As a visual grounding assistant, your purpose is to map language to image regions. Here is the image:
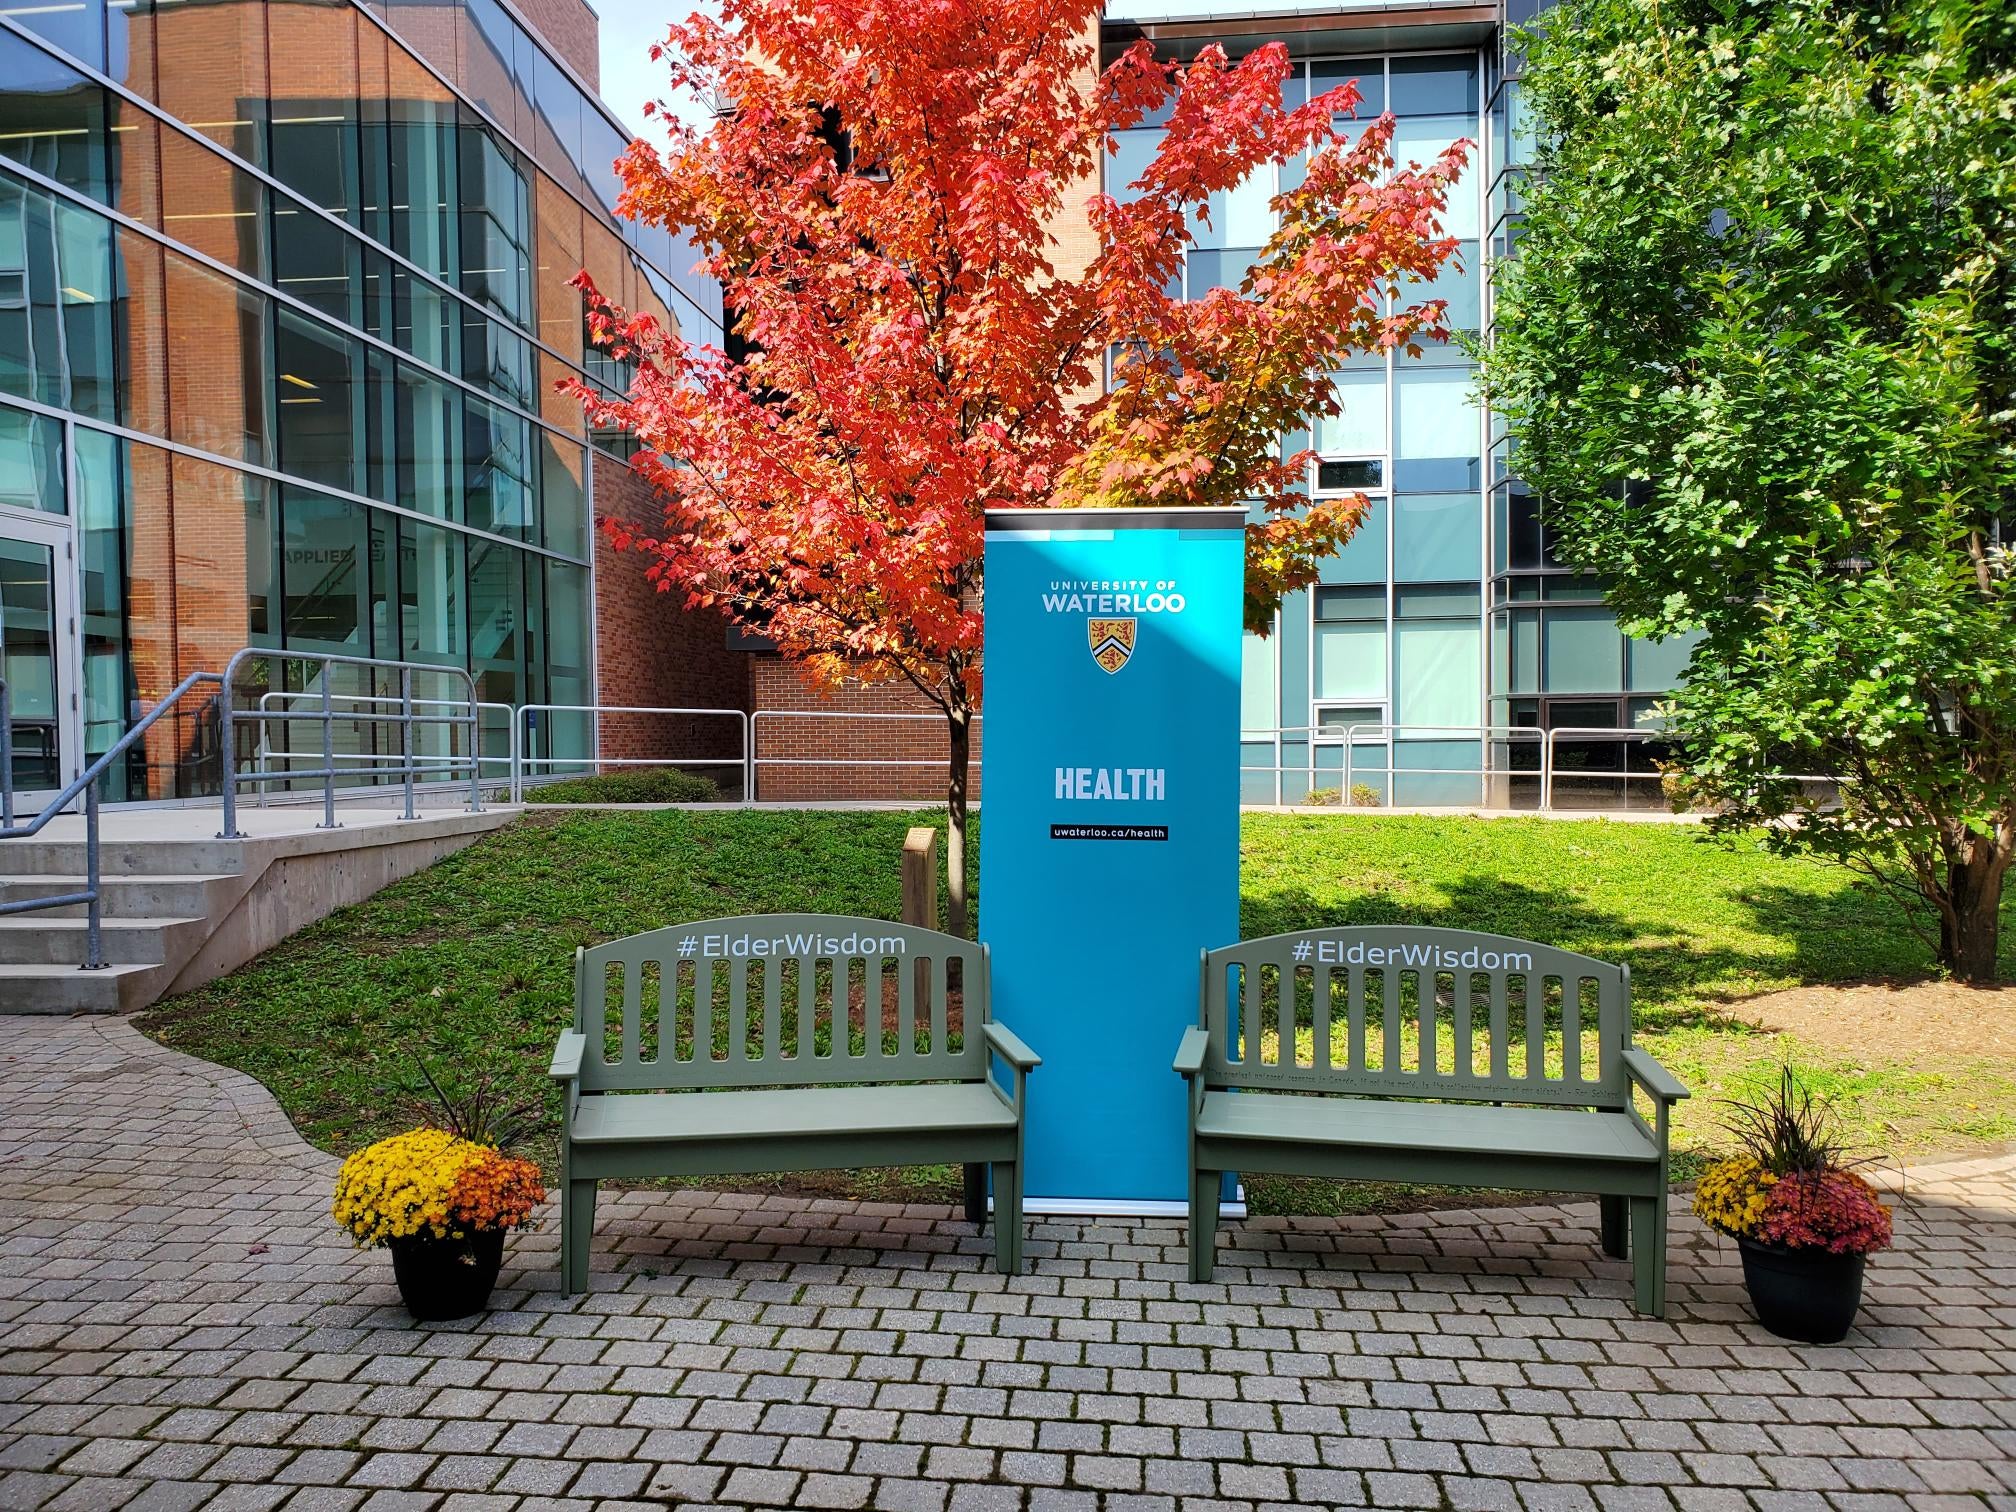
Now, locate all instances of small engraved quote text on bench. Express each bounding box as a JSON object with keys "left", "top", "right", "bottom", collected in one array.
[{"left": 1176, "top": 926, "right": 1688, "bottom": 1315}]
